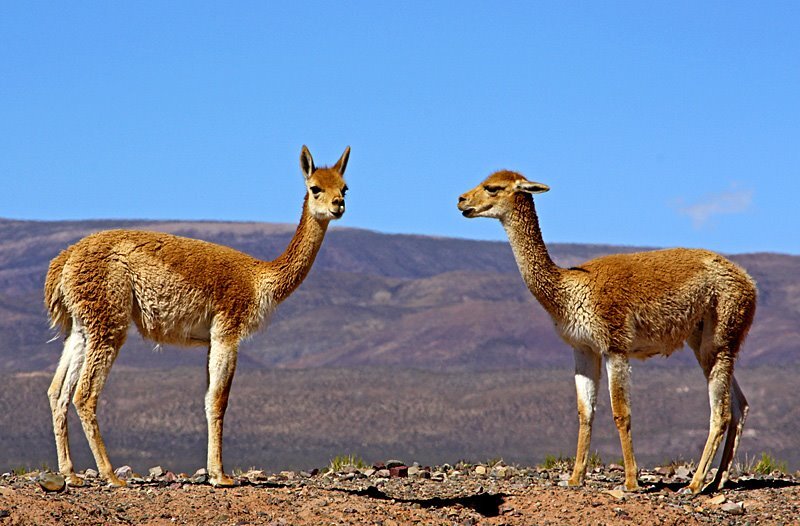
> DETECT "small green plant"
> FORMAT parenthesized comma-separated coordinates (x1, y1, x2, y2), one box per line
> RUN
(9, 463, 49, 476)
(539, 454, 573, 471)
(751, 452, 787, 475)
(587, 451, 603, 469)
(485, 457, 505, 467)
(328, 454, 367, 473)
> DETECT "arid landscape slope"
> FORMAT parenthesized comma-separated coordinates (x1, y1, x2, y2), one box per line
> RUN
(1, 217, 799, 478)
(1, 217, 798, 372)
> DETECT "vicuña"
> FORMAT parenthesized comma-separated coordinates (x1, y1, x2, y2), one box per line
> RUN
(458, 170, 756, 494)
(45, 145, 350, 487)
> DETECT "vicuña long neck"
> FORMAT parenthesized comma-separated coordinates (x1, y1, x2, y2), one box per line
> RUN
(269, 195, 329, 304)
(502, 193, 564, 318)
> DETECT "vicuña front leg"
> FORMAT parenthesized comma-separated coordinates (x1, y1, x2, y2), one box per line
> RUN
(205, 337, 238, 487)
(606, 353, 639, 491)
(568, 348, 601, 487)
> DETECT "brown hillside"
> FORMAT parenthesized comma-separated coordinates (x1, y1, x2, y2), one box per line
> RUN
(0, 218, 798, 372)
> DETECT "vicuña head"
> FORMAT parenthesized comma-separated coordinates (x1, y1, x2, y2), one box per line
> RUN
(458, 169, 549, 220)
(45, 145, 350, 488)
(301, 145, 349, 220)
(459, 169, 757, 495)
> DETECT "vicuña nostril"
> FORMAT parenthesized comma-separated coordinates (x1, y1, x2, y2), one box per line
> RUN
(458, 196, 466, 203)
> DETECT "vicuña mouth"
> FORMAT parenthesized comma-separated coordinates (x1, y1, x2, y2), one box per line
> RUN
(461, 208, 475, 217)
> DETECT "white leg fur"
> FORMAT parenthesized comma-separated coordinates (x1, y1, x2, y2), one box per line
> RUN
(47, 322, 87, 485)
(568, 347, 601, 486)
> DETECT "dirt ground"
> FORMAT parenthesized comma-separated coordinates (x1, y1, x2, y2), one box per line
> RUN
(1, 463, 798, 525)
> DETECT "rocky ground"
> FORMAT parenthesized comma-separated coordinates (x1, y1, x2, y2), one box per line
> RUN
(1, 461, 798, 525)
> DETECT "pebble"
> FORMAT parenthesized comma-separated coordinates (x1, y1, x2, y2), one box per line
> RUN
(37, 472, 65, 493)
(474, 466, 487, 475)
(707, 494, 726, 506)
(114, 466, 133, 480)
(604, 489, 626, 500)
(721, 501, 745, 515)
(674, 466, 692, 480)
(148, 466, 164, 478)
(389, 466, 408, 478)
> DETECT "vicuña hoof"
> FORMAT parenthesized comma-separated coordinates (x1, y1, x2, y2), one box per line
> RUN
(566, 477, 583, 487)
(65, 473, 84, 487)
(210, 474, 235, 487)
(106, 475, 127, 487)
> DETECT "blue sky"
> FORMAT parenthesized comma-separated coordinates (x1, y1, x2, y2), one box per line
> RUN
(2, 2, 798, 254)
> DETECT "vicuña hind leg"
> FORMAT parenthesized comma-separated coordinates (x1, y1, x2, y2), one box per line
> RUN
(606, 352, 639, 491)
(73, 340, 125, 487)
(568, 347, 601, 487)
(686, 354, 733, 494)
(47, 325, 86, 486)
(712, 375, 748, 489)
(205, 337, 238, 487)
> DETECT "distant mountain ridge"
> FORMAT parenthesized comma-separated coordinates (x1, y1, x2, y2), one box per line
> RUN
(1, 218, 797, 372)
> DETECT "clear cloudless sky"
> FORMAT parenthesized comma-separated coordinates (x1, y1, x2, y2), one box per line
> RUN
(2, 1, 798, 254)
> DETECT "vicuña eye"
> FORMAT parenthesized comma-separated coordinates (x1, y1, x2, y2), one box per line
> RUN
(310, 186, 322, 195)
(484, 185, 502, 194)
(342, 185, 348, 196)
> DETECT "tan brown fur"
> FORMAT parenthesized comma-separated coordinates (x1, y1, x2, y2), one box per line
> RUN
(458, 170, 756, 494)
(45, 146, 350, 487)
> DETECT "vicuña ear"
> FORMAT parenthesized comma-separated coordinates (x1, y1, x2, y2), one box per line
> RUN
(334, 146, 351, 175)
(300, 146, 315, 180)
(515, 180, 550, 194)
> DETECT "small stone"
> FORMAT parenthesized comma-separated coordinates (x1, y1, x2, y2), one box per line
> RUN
(721, 501, 745, 515)
(386, 460, 405, 469)
(191, 468, 208, 484)
(389, 465, 408, 478)
(84, 468, 99, 479)
(474, 465, 487, 475)
(164, 472, 177, 483)
(655, 466, 675, 476)
(114, 466, 133, 480)
(674, 466, 692, 480)
(407, 466, 420, 476)
(608, 463, 624, 472)
(375, 469, 391, 478)
(148, 466, 164, 478)
(604, 489, 626, 500)
(279, 470, 296, 480)
(362, 468, 376, 477)
(37, 472, 66, 493)
(431, 471, 446, 481)
(708, 494, 726, 506)
(372, 462, 386, 470)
